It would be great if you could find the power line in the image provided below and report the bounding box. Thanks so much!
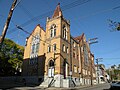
[75,5,120,20]
[18,3,43,25]
[0,15,5,29]
[102,58,120,60]
[16,26,62,51]
[7,0,91,35]
[7,2,120,47]
[9,32,25,41]
[5,0,120,37]
[62,0,91,11]
[7,0,120,40]
[11,0,44,25]
[0,0,18,47]
[18,3,33,19]
[0,14,25,44]
[65,4,120,35]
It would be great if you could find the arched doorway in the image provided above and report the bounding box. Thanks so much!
[48,60,54,77]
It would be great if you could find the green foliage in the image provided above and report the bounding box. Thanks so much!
[118,64,120,70]
[117,24,120,31]
[117,26,120,31]
[106,66,120,81]
[0,38,24,76]
[113,69,120,80]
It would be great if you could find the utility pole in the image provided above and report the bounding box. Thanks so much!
[88,37,98,86]
[0,0,17,49]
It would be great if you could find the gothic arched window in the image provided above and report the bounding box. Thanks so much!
[31,35,40,54]
[31,44,35,54]
[53,44,56,52]
[63,25,67,40]
[62,44,65,52]
[50,24,56,38]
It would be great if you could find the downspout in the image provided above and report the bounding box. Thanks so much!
[78,43,81,84]
[70,37,72,78]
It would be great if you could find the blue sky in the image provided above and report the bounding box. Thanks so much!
[0,0,120,68]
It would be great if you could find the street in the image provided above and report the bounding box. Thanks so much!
[7,83,110,90]
[79,83,110,90]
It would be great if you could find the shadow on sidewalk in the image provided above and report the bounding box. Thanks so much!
[0,81,40,90]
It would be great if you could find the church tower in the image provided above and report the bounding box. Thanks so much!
[45,3,71,87]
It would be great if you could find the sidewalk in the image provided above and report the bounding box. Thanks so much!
[0,80,107,90]
[35,83,105,90]
[11,84,93,90]
[44,85,93,90]
[42,85,91,90]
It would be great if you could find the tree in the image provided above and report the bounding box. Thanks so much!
[0,38,24,76]
[117,23,120,31]
[108,19,120,32]
[118,64,120,70]
[107,65,120,81]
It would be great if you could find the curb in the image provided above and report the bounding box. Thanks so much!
[39,83,107,90]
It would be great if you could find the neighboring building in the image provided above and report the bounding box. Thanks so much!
[95,64,108,84]
[22,4,95,87]
[74,34,94,85]
[90,53,96,85]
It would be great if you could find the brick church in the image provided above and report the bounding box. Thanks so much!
[22,3,96,87]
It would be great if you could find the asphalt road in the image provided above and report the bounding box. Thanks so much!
[80,83,110,90]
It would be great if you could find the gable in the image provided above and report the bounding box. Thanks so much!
[27,24,45,41]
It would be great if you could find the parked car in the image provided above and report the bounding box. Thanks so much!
[110,81,120,90]
[111,81,117,83]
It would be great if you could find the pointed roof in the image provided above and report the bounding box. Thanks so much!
[52,3,63,18]
[74,33,84,42]
[27,24,45,39]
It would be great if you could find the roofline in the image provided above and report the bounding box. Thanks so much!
[71,33,85,43]
[27,24,45,39]
[70,35,79,44]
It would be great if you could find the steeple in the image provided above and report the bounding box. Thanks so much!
[52,3,63,18]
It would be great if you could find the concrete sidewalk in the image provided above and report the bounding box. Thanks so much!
[39,83,107,90]
[43,85,91,90]
[0,80,107,90]
[7,83,110,90]
[11,84,92,90]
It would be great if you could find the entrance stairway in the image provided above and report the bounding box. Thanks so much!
[40,77,54,87]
